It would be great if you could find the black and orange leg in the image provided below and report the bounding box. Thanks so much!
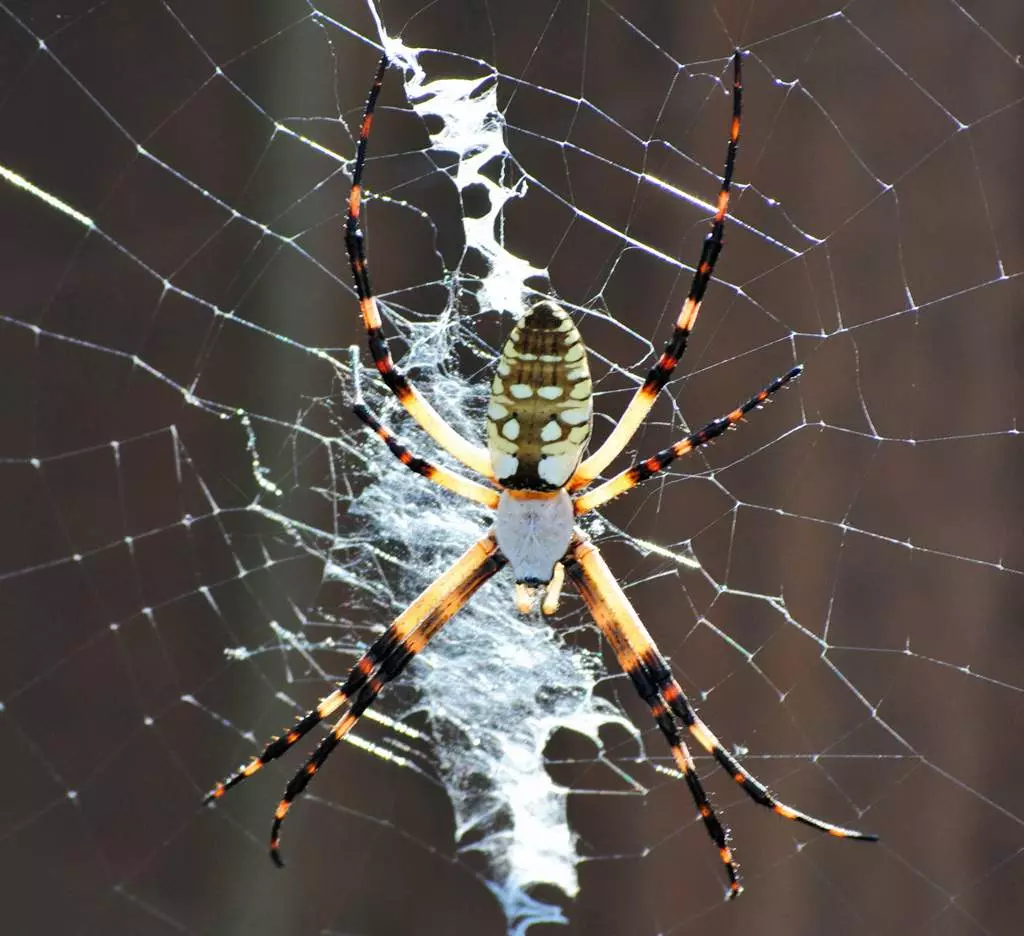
[564,533,741,896]
[650,655,877,844]
[205,534,507,863]
[267,533,507,865]
[349,347,500,508]
[203,611,421,805]
[203,603,428,804]
[573,365,801,514]
[564,532,876,897]
[346,56,493,478]
[571,51,744,490]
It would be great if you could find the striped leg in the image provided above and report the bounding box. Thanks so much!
[649,659,877,845]
[570,51,743,490]
[349,348,501,508]
[564,534,741,895]
[205,534,507,864]
[563,533,876,898]
[346,56,493,479]
[573,365,801,515]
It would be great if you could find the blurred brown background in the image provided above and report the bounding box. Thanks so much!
[1,1,1022,935]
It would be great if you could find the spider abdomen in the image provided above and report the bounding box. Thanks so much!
[487,300,593,490]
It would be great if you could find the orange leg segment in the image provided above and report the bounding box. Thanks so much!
[563,532,876,898]
[205,534,507,865]
[571,51,744,490]
[573,365,801,515]
[345,56,493,479]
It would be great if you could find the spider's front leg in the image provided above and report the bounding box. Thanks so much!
[563,532,876,898]
[563,533,743,896]
[205,533,507,865]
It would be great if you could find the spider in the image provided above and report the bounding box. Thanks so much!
[205,50,876,899]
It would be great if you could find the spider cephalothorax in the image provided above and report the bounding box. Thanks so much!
[205,51,876,899]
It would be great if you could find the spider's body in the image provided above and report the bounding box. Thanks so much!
[494,487,573,589]
[486,300,594,491]
[487,299,592,599]
[206,51,876,899]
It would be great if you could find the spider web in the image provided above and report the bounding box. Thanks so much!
[2,1,1022,934]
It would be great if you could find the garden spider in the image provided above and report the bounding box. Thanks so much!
[205,50,876,898]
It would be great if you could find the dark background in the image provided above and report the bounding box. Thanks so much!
[1,1,1022,935]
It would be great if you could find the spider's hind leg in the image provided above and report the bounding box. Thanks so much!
[349,347,500,509]
[346,56,493,479]
[569,51,744,490]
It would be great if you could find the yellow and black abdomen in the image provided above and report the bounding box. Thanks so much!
[487,300,593,490]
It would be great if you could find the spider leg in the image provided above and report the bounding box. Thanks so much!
[573,366,801,515]
[349,347,501,508]
[563,532,876,898]
[570,51,743,491]
[205,533,507,864]
[564,533,741,896]
[347,56,493,479]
